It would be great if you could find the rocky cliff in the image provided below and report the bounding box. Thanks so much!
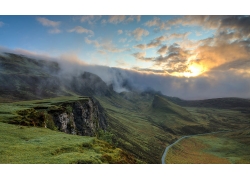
[16,97,108,137]
[51,98,107,136]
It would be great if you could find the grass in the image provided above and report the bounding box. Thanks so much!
[96,93,176,163]
[0,96,140,164]
[0,96,89,123]
[95,93,213,163]
[186,107,250,131]
[96,92,250,163]
[0,122,138,164]
[1,93,250,164]
[165,129,250,164]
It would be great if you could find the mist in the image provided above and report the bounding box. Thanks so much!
[1,47,250,100]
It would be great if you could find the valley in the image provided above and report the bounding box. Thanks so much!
[0,52,250,164]
[164,129,250,164]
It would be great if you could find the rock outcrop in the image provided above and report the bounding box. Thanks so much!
[50,98,107,137]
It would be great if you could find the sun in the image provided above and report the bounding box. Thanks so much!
[183,64,205,77]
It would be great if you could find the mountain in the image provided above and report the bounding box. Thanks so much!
[0,52,113,102]
[1,52,250,164]
[152,95,194,121]
[165,96,250,110]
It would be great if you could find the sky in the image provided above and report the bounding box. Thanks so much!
[0,15,250,99]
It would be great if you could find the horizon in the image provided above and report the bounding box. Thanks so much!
[0,15,250,99]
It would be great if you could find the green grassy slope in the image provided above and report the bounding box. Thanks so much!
[1,52,250,164]
[165,96,250,109]
[96,93,174,163]
[166,129,250,164]
[96,93,213,163]
[96,92,250,163]
[0,96,89,124]
[0,122,138,164]
[0,96,140,164]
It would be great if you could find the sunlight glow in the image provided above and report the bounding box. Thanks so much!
[170,63,206,78]
[184,64,205,77]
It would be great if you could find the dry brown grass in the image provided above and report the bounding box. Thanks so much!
[166,137,230,164]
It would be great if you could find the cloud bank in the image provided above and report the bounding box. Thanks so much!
[1,46,249,100]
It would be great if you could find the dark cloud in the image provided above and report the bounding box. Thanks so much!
[133,16,250,76]
[145,15,250,37]
[155,43,190,64]
[220,16,250,36]
[157,45,168,55]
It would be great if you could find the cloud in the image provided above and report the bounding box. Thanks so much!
[102,15,141,24]
[131,28,149,40]
[153,32,190,42]
[37,17,61,34]
[0,21,4,27]
[68,26,94,35]
[126,15,141,22]
[79,15,102,24]
[147,40,161,48]
[157,45,168,55]
[131,16,250,76]
[134,44,146,49]
[144,17,166,30]
[132,51,154,62]
[134,41,161,50]
[132,67,166,74]
[117,30,123,34]
[85,37,126,53]
[144,16,234,31]
[115,59,130,67]
[134,32,189,51]
[59,53,86,65]
[193,40,250,70]
[132,43,192,74]
[1,46,250,100]
[37,17,60,27]
[132,51,146,59]
[160,15,250,36]
[169,32,190,39]
[155,36,166,42]
[84,37,100,47]
[108,15,126,24]
[213,59,250,71]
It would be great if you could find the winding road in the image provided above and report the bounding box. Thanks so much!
[161,131,228,164]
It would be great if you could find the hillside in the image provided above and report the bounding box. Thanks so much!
[0,122,138,164]
[152,95,194,121]
[0,53,113,102]
[0,96,140,163]
[165,129,250,164]
[95,92,250,163]
[165,96,250,110]
[1,52,250,164]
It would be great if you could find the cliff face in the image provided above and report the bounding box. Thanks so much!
[50,98,107,137]
[15,97,107,137]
